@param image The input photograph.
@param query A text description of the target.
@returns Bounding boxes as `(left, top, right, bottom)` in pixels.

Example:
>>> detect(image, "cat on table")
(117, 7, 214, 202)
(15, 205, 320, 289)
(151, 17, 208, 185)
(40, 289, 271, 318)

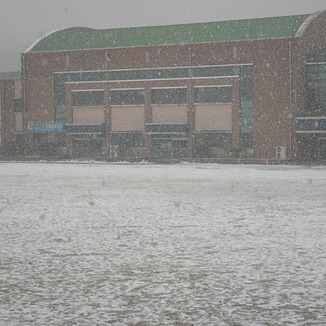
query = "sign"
(28, 121, 64, 132)
(296, 118, 326, 133)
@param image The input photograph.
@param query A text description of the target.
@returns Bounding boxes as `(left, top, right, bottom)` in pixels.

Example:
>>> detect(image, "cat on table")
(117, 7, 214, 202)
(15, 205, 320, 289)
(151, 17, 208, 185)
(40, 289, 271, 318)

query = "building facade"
(0, 72, 23, 155)
(21, 11, 326, 162)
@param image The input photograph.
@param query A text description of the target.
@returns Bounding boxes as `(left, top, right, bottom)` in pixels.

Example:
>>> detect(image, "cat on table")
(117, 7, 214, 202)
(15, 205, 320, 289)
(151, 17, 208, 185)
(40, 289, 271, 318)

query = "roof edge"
(294, 10, 326, 37)
(25, 26, 94, 53)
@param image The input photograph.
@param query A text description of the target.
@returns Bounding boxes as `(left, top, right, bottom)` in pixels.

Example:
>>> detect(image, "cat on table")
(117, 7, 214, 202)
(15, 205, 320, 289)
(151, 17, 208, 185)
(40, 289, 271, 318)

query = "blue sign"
(296, 118, 326, 133)
(28, 122, 64, 132)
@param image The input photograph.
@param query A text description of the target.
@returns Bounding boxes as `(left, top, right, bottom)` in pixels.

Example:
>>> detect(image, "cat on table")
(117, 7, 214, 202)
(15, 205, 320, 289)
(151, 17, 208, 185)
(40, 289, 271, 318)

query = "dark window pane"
(54, 73, 66, 105)
(240, 132, 253, 148)
(111, 132, 145, 148)
(32, 133, 48, 149)
(306, 64, 326, 115)
(193, 66, 239, 78)
(195, 86, 232, 104)
(14, 99, 23, 112)
(72, 90, 104, 107)
(152, 88, 187, 105)
(55, 132, 66, 147)
(194, 132, 231, 148)
(110, 89, 144, 105)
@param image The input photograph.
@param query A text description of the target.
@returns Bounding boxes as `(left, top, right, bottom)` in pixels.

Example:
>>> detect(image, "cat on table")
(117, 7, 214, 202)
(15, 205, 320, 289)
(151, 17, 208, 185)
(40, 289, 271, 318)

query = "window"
(240, 107, 254, 133)
(239, 65, 254, 148)
(152, 88, 187, 105)
(14, 134, 24, 154)
(111, 132, 145, 148)
(194, 86, 232, 104)
(306, 63, 326, 115)
(192, 66, 239, 78)
(54, 73, 66, 106)
(193, 132, 232, 158)
(55, 132, 66, 148)
(14, 99, 23, 113)
(240, 132, 253, 148)
(194, 132, 231, 149)
(72, 90, 104, 107)
(110, 89, 144, 106)
(32, 133, 48, 149)
(55, 105, 66, 122)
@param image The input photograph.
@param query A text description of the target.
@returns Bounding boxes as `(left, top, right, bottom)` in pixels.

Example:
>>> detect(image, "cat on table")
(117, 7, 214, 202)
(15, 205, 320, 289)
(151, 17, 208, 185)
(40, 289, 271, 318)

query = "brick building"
(0, 72, 23, 155)
(21, 11, 326, 161)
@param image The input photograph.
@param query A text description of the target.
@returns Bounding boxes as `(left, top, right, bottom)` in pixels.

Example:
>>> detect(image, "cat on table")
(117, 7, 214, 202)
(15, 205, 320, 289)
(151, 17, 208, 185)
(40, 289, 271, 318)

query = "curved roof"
(27, 13, 314, 53)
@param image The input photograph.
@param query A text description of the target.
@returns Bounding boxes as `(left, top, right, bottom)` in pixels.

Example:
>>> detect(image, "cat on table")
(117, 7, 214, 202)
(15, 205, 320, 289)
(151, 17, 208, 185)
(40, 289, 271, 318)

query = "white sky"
(0, 0, 325, 72)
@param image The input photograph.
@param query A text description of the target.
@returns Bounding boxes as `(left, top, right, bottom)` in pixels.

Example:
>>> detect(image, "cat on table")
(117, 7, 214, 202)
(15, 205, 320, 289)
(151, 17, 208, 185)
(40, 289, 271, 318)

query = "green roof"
(28, 14, 311, 52)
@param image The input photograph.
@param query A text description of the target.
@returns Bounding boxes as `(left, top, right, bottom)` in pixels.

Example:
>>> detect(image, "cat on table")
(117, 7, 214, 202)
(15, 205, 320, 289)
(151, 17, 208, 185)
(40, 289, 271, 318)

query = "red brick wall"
(22, 11, 326, 159)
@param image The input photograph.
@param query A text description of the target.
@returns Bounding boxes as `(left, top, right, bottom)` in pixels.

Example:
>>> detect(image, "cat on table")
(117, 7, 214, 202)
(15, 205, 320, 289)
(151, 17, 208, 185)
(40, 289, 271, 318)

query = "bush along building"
(0, 72, 24, 156)
(21, 10, 326, 162)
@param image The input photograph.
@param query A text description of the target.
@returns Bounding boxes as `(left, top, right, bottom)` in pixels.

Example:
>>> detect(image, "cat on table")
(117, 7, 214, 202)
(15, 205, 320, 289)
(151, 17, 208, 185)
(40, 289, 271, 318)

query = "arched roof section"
(26, 14, 313, 53)
(294, 10, 326, 38)
(25, 26, 95, 53)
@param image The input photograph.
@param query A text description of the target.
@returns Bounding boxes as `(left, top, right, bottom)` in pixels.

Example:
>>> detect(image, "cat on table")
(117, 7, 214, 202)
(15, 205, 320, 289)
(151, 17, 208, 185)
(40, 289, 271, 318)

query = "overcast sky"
(0, 0, 325, 72)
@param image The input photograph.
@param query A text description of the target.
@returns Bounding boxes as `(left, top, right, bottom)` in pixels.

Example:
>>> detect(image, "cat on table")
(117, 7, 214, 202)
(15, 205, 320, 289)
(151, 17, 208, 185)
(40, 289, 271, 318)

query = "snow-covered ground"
(0, 162, 325, 326)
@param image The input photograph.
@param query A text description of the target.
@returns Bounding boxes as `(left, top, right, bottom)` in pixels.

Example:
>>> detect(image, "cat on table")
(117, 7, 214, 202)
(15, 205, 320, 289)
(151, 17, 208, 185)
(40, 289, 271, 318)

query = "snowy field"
(0, 162, 326, 326)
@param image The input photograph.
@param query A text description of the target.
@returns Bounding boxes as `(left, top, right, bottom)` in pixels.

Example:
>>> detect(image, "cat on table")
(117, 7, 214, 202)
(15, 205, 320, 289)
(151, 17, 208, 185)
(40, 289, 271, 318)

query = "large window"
(306, 63, 326, 115)
(193, 132, 232, 157)
(239, 65, 254, 148)
(110, 89, 144, 106)
(32, 133, 48, 149)
(152, 87, 187, 105)
(194, 132, 231, 148)
(13, 99, 23, 113)
(111, 132, 145, 148)
(55, 132, 66, 148)
(194, 86, 232, 104)
(72, 90, 104, 107)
